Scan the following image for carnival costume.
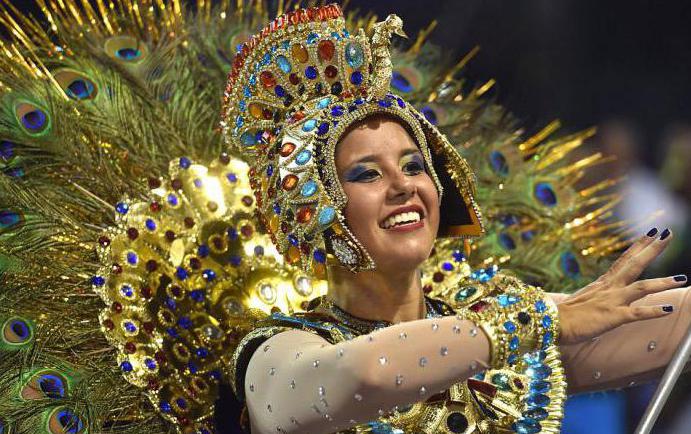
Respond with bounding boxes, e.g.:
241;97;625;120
0;1;686;434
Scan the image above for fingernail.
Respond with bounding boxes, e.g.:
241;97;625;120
660;228;671;240
662;305;674;313
646;227;658;237
674;274;687;282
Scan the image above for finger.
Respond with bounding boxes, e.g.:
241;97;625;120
607;228;659;277
624;304;675;323
613;228;673;284
624;274;688;303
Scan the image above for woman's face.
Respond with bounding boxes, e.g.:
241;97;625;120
335;116;440;272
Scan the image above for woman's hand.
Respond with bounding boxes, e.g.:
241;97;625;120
557;228;688;345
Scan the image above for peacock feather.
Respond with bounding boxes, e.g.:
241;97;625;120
0;1;625;432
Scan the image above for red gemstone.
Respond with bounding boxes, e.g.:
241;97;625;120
300;242;311;255
280;142;296;157
146;260;158;272
171;179;183;190
112;263;122;274
189;257;201;269
127;227;139;240
219;153;231;164
149;202;161;212
289;73;300;85
165;230;175;241
467;378;497;398
242;196;254;206
262;108;273;120
423;284;433;294
282;174;298;191
148;177;161;189
179;417;190;426
143;321;154;333
268;187;276;198
112;302;123;313
513;378;525;389
260;71;276;89
141;286;152;299
147;378;160;390
296;206;313;223
124;342;137;353
240;224;254;238
318;40;335;61
98;236;111;247
184;217;195;228
324;65;338;78
103;319;115;330
155;350;167;364
433;272;445;283
280;222;289;233
470;300;490;312
171;286;182;297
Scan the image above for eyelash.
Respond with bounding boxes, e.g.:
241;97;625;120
351;161;425;182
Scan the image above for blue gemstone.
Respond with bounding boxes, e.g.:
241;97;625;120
188;361;198;374
190;290;205;302
529;381;551;394
229;255;242;266
455;286;477;302
295;150;312;165
276;55;292;73
378;99;392;108
196;347;209;358
331;105;345;116
504;321;517;333
254;245;264;256
116;47;140;60
193;178;202;188
535;300;546;313
317;122;329;135
343;29;350;37
166;297;177;310
227;172;238;183
235;115;244;128
120;361;133;372
273;203;281;215
166;327;178;337
198;245;210;257
238;100;246;111
523;407;549;421
145;219;156;231
121;284;134;297
523;350;548;365
301;180;317;197
354;97;364;105
160;401;172;413
560;251;581;278
179;157;191;169
305;66;318;79
452;251;466;262
178;316;192;329
175;267;188;280
442;262;454;271
123;320;136;333
167;194;178;206
240;131;256;146
350;71;363;85
314;249;326;263
228;227;238;240
489;151;509;176
509;336;520;350
542;331;554;347
145;358;157;370
421;106;437;125
266;164;274;176
497;294;520;307
331;31;341;40
512;419;541;434
534;182;557;206
115;202;129;214
209;370;222;380
368;421;394;434
262;52;271;65
274;85;286;97
541;315;552;328
397;97;406;108
306;32;319;44
508;353;518;365
318;207;335;225
391;71;413;93
317;97;331;109
303;119;317;132
526;364;552;380
345;42;364;68
243;86;252;98
91;276;105;286
126;252;138;265
203;269;216;282
288;234;298;246
499;232;516;250
526;393;550;408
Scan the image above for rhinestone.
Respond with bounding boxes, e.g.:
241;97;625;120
469;327;478;337
318;386;326;396
440;346;449;356
324;414;332;421
295;351;302;359
647;341;657;351
313;360;320;368
395;374;404;386
470;361;478;370
378;409;385;416
367;335;374;342
593;371;601;380
344;42;364;68
267;404;272;412
353;393;362;401
338;348;345;357
399;332;408;340
290;417;298;425
249;384;255;392
452;325;461;334
259;283;276;303
419;357;428;367
268;367;275;376
378;356;388;365
263;345;271;352
419;386;427;396
431;323;439;331
290;379;296;389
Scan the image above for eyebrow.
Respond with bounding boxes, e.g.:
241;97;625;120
350;148;422;165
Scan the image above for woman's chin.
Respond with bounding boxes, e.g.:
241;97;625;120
373;248;430;272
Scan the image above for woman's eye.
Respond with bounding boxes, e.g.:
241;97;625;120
403;161;424;174
353;169;380;182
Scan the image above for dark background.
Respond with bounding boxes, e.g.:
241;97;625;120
11;1;690;433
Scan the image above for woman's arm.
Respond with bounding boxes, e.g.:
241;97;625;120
555;286;691;394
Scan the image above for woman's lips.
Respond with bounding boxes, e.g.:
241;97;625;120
383;219;425;233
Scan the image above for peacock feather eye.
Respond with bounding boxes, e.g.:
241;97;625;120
533;182;558;207
420;103;447;126
104;36;148;63
2;316;33;346
15;102;51;135
391;67;421;93
21;370;68;400
489;151;509;176
560;251;581;278
54;70;98;100
0;209;25;234
47;407;85;434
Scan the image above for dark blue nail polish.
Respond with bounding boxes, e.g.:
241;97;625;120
662;305;674;313
647;227;658;237
674;275;687;282
660;228;671;240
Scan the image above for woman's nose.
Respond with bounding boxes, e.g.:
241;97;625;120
388;172;416;200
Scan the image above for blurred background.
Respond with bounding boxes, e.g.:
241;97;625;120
11;0;691;432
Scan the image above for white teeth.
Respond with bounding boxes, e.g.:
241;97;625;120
382;211;422;229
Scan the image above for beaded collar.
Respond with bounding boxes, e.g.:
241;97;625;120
316;296;445;335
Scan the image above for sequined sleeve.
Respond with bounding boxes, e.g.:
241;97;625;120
239;288;559;433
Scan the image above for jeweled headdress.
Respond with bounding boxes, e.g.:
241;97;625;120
221;4;484;273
